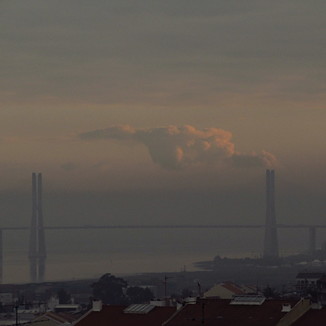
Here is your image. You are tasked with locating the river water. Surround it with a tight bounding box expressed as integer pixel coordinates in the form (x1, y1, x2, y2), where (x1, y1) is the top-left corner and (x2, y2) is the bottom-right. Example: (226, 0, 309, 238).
(1, 227, 318, 283)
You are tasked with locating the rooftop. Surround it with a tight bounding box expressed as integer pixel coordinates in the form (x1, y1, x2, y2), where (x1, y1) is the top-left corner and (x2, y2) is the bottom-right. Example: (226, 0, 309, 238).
(30, 311, 78, 325)
(74, 304, 176, 326)
(292, 306, 326, 325)
(163, 298, 298, 326)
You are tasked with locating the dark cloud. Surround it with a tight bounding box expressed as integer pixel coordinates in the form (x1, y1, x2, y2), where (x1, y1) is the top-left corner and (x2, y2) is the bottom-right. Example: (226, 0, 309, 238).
(1, 1, 325, 104)
(80, 125, 276, 170)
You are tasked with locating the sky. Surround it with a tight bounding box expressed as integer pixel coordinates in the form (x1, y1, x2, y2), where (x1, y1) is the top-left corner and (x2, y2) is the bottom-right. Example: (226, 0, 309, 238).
(1, 1, 326, 280)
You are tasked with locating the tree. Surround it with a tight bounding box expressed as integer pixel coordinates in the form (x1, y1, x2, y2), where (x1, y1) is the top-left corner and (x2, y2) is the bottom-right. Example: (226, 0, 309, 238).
(126, 287, 153, 304)
(57, 288, 71, 304)
(263, 286, 278, 298)
(92, 273, 128, 304)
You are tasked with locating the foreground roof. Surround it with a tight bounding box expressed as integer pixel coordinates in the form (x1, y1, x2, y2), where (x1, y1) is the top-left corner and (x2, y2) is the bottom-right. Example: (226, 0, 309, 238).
(75, 304, 176, 326)
(164, 298, 298, 326)
(292, 306, 326, 325)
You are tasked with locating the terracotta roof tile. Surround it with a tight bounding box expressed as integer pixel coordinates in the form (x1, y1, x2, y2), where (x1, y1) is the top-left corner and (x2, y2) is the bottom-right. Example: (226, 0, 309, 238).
(32, 311, 78, 324)
(75, 305, 176, 326)
(292, 306, 326, 325)
(221, 282, 245, 295)
(164, 298, 298, 326)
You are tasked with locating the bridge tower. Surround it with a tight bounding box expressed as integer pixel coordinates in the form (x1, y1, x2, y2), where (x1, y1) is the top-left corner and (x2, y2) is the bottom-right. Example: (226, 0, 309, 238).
(29, 173, 46, 283)
(308, 226, 316, 256)
(263, 169, 279, 259)
(0, 229, 2, 284)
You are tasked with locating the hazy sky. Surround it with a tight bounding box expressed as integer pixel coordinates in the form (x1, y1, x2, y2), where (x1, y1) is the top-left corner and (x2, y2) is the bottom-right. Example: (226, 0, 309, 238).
(1, 1, 326, 232)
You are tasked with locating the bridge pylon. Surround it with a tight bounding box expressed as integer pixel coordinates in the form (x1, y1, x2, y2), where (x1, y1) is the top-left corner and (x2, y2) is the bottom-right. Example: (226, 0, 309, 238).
(263, 169, 279, 259)
(29, 173, 46, 283)
(308, 226, 316, 256)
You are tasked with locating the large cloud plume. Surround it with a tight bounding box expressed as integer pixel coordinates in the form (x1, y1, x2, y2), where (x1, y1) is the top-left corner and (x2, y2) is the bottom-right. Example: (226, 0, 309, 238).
(80, 125, 276, 170)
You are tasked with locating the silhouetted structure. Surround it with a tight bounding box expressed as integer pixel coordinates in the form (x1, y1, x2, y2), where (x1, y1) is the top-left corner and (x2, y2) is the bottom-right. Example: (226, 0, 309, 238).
(308, 226, 316, 256)
(263, 169, 279, 259)
(0, 229, 2, 283)
(29, 173, 46, 283)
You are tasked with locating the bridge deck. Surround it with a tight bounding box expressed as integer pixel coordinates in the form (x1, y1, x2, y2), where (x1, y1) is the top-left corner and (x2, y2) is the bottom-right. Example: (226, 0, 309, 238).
(1, 224, 326, 230)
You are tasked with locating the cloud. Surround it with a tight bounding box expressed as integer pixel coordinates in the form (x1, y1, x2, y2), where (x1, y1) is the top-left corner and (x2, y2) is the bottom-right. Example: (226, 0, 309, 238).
(230, 151, 276, 169)
(80, 125, 277, 170)
(2, 0, 325, 107)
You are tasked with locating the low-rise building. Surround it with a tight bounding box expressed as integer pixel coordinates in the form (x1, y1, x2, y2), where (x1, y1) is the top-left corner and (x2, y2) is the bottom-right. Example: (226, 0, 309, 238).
(29, 311, 77, 326)
(0, 293, 13, 305)
(296, 272, 324, 293)
(204, 282, 256, 299)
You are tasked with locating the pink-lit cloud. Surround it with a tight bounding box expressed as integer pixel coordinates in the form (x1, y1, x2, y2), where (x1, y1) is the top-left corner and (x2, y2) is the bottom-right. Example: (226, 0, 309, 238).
(80, 125, 277, 170)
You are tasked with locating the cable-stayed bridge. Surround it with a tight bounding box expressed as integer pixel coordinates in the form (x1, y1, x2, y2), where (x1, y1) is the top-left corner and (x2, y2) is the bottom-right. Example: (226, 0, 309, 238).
(0, 170, 323, 283)
(1, 223, 326, 230)
(0, 222, 322, 283)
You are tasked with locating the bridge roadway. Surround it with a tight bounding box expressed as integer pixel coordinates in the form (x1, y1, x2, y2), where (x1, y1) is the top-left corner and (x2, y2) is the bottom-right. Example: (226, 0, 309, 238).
(0, 223, 323, 283)
(1, 223, 326, 230)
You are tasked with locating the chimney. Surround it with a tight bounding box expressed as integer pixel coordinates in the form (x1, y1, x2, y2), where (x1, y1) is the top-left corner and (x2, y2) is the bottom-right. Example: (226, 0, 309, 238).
(92, 300, 103, 312)
(281, 303, 292, 312)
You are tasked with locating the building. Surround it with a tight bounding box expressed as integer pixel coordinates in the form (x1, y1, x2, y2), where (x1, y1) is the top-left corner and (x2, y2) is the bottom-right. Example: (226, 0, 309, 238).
(296, 272, 325, 294)
(72, 296, 313, 326)
(0, 292, 13, 305)
(28, 311, 77, 326)
(203, 282, 256, 299)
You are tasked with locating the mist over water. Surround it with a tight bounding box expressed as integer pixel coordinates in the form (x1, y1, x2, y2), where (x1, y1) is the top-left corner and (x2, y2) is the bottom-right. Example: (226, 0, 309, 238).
(2, 180, 326, 283)
(2, 227, 320, 283)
